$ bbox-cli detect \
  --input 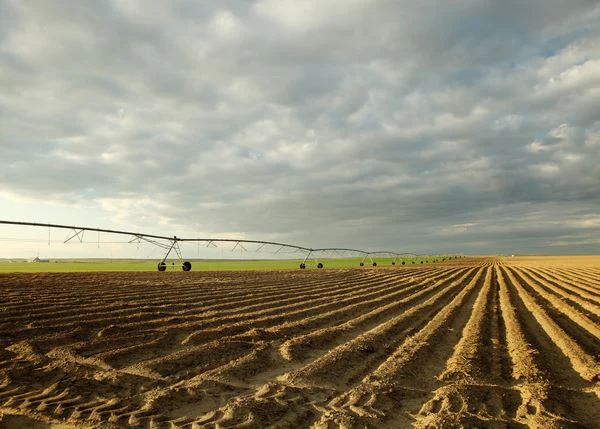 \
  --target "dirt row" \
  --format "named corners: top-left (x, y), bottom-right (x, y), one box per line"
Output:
top-left (0, 256), bottom-right (598, 428)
